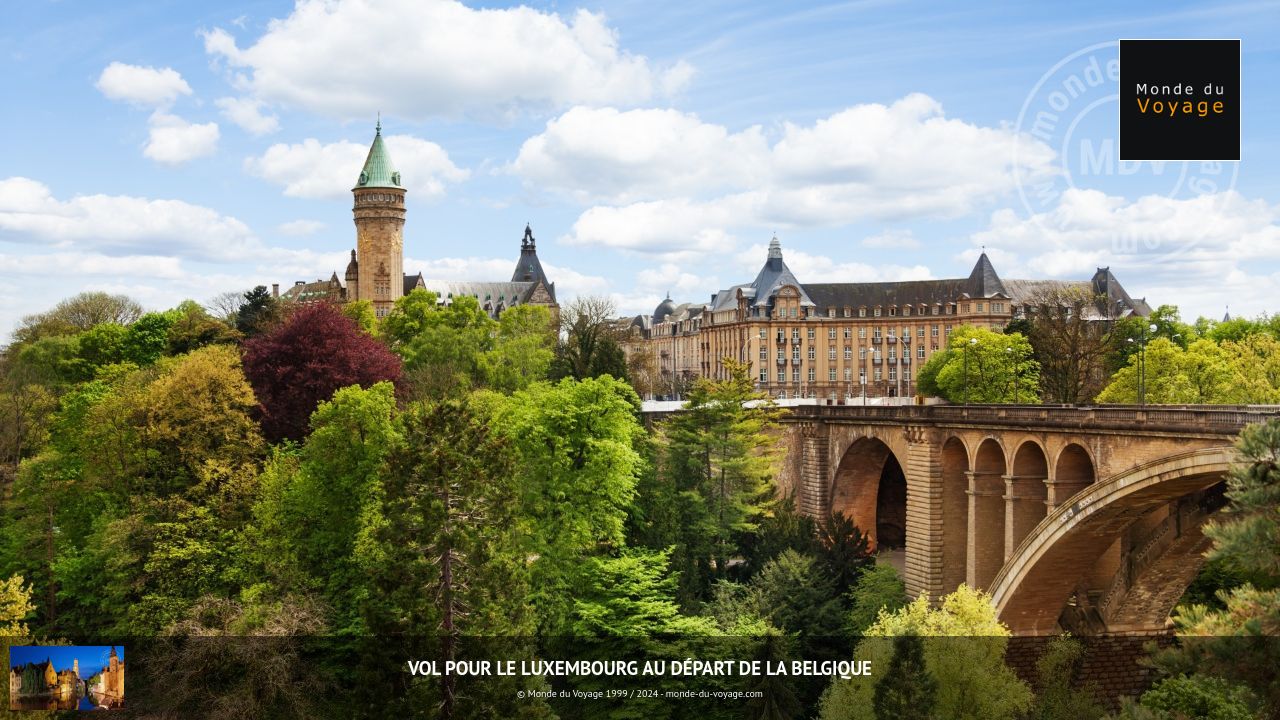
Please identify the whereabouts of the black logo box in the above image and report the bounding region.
[1119,39,1240,161]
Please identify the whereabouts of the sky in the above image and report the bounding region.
[10,645,123,678]
[2,0,1279,340]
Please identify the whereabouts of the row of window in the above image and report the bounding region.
[772,301,1006,319]
[760,345,934,361]
[761,325,951,340]
[756,368,912,383]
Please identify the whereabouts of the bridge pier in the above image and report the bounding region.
[903,427,944,602]
[1004,473,1048,561]
[967,470,1006,590]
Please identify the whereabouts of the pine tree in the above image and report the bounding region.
[873,635,936,720]
[662,358,783,605]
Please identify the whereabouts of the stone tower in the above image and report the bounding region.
[351,121,406,318]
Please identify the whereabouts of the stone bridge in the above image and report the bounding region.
[653,403,1279,636]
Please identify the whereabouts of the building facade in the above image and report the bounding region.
[621,237,1150,400]
[277,123,557,320]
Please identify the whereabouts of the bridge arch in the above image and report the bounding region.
[1051,443,1096,508]
[830,437,907,553]
[1007,441,1050,559]
[990,447,1235,635]
[969,437,1007,589]
[940,436,969,593]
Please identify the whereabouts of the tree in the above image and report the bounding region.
[845,565,907,638]
[13,291,142,344]
[485,376,644,634]
[1151,419,1280,716]
[749,550,845,640]
[478,304,555,393]
[235,285,279,336]
[242,302,402,441]
[819,585,1032,720]
[381,290,497,400]
[917,326,1038,403]
[571,547,713,637]
[1097,337,1191,403]
[121,310,178,365]
[814,512,874,597]
[1221,334,1280,404]
[1017,285,1122,403]
[341,299,377,335]
[873,635,937,720]
[551,295,630,382]
[661,359,783,605]
[370,399,531,718]
[166,300,240,354]
[249,383,399,632]
[1125,675,1259,720]
[1024,635,1105,720]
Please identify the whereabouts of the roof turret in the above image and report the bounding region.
[353,120,403,190]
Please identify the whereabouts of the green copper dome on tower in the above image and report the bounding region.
[353,120,403,190]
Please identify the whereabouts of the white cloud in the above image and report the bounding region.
[202,0,691,120]
[215,96,279,135]
[277,219,325,236]
[635,263,718,299]
[969,188,1280,320]
[510,106,767,204]
[246,134,468,199]
[529,95,1056,256]
[96,62,192,107]
[861,229,920,250]
[0,252,186,279]
[144,112,220,164]
[0,176,255,261]
[565,195,758,260]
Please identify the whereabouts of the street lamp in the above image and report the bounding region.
[1006,346,1017,404]
[1129,323,1158,405]
[963,337,978,404]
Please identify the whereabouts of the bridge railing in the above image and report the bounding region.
[781,403,1280,433]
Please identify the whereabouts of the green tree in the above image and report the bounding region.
[571,547,715,637]
[819,585,1032,720]
[845,565,907,638]
[165,300,239,355]
[235,285,279,336]
[1096,337,1196,404]
[550,295,630,382]
[13,291,142,344]
[661,358,782,605]
[485,376,644,634]
[1222,335,1280,404]
[341,299,378,335]
[247,383,399,633]
[917,326,1038,403]
[121,310,179,365]
[479,304,555,393]
[815,512,874,597]
[749,549,845,640]
[76,322,128,370]
[873,634,937,720]
[1024,635,1105,720]
[1127,675,1259,720]
[367,399,535,719]
[385,290,497,399]
[1152,419,1280,716]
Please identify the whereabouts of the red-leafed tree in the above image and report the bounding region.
[242,302,401,442]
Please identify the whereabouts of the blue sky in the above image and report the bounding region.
[2,0,1278,339]
[10,645,123,678]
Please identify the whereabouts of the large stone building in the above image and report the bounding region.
[277,122,557,320]
[621,237,1150,400]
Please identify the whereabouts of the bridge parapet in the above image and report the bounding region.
[782,404,1278,434]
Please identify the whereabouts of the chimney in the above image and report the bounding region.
[272,283,279,297]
